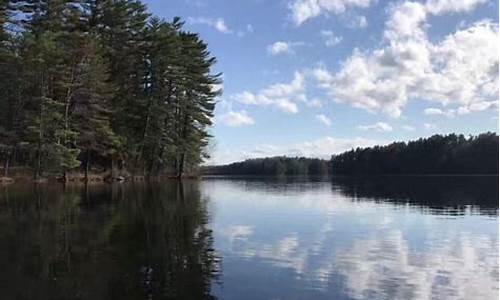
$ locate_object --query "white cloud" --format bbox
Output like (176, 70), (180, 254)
(267, 41), (292, 55)
(289, 0), (372, 26)
(347, 15), (368, 28)
(219, 225), (254, 243)
(425, 0), (488, 15)
(233, 71), (306, 114)
(188, 17), (232, 33)
(424, 107), (445, 115)
(276, 98), (299, 113)
(320, 30), (343, 47)
(267, 41), (305, 55)
(336, 229), (499, 300)
(316, 114), (332, 126)
(214, 18), (230, 33)
(424, 122), (437, 130)
(218, 110), (255, 127)
(210, 183), (498, 300)
(313, 0), (498, 118)
(358, 122), (393, 132)
(423, 107), (456, 118)
(457, 101), (498, 115)
(402, 125), (416, 131)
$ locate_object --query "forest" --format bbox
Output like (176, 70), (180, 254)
(331, 132), (499, 175)
(203, 157), (332, 176)
(205, 133), (499, 176)
(0, 0), (220, 180)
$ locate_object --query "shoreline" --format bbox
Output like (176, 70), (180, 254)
(0, 173), (201, 185)
(2, 173), (497, 185)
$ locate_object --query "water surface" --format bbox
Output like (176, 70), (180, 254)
(0, 176), (497, 299)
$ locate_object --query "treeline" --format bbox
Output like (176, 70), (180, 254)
(332, 132), (499, 175)
(0, 0), (220, 180)
(205, 133), (498, 176)
(204, 157), (332, 176)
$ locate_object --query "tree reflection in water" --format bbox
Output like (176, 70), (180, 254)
(0, 181), (220, 300)
(332, 176), (499, 216)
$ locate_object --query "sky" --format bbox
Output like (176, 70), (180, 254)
(143, 0), (499, 165)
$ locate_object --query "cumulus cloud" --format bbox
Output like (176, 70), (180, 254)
(218, 110), (255, 127)
(313, 0), (498, 118)
(233, 71), (306, 114)
(267, 41), (292, 55)
(316, 114), (332, 126)
(267, 41), (305, 55)
(320, 30), (343, 47)
(289, 0), (372, 25)
(188, 17), (232, 33)
(358, 122), (393, 132)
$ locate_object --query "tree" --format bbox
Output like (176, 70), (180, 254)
(71, 39), (117, 180)
(0, 1), (222, 179)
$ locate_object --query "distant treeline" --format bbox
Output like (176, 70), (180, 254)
(332, 132), (498, 175)
(205, 133), (499, 176)
(204, 157), (332, 176)
(1, 1), (220, 180)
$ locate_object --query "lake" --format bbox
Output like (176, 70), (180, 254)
(0, 176), (498, 300)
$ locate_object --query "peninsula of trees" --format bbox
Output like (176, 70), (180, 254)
(0, 0), (220, 180)
(204, 133), (499, 176)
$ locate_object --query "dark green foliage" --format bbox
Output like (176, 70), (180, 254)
(204, 157), (332, 176)
(331, 133), (499, 175)
(0, 0), (220, 178)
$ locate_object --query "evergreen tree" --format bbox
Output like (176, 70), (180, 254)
(71, 39), (117, 179)
(1, 0), (222, 179)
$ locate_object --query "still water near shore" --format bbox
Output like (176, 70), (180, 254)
(0, 176), (498, 300)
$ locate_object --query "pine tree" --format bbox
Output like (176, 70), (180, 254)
(71, 39), (117, 179)
(172, 30), (220, 177)
(1, 1), (222, 179)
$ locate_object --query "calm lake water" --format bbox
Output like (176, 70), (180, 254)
(0, 176), (498, 300)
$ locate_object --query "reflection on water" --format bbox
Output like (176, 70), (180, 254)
(0, 182), (219, 300)
(0, 177), (498, 300)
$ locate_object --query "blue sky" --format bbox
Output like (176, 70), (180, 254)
(143, 0), (499, 164)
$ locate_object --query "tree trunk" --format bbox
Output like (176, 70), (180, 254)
(111, 155), (116, 179)
(85, 150), (90, 181)
(3, 151), (11, 177)
(178, 152), (185, 179)
(35, 144), (42, 180)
